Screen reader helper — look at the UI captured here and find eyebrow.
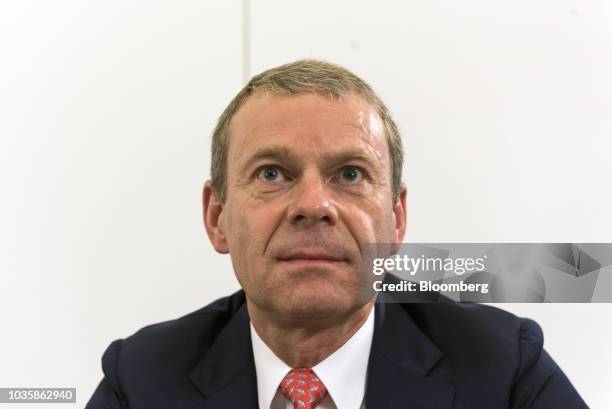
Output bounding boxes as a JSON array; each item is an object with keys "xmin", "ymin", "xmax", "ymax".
[
  {"xmin": 241, "ymin": 145, "xmax": 381, "ymax": 173},
  {"xmin": 246, "ymin": 146, "xmax": 300, "ymax": 165},
  {"xmin": 319, "ymin": 149, "xmax": 378, "ymax": 168}
]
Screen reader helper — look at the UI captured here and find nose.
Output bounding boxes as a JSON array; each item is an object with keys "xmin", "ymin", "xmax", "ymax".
[{"xmin": 286, "ymin": 171, "xmax": 339, "ymax": 227}]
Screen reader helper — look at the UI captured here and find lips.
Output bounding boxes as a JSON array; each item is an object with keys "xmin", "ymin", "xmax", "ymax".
[{"xmin": 277, "ymin": 251, "xmax": 346, "ymax": 263}]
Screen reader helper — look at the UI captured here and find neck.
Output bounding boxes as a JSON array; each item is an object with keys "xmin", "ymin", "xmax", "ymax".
[{"xmin": 247, "ymin": 298, "xmax": 374, "ymax": 368}]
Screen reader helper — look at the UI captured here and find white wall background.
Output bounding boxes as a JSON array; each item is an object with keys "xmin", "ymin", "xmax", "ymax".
[{"xmin": 1, "ymin": 1, "xmax": 611, "ymax": 407}]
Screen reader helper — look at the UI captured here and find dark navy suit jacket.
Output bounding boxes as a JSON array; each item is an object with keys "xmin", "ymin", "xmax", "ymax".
[{"xmin": 86, "ymin": 285, "xmax": 587, "ymax": 409}]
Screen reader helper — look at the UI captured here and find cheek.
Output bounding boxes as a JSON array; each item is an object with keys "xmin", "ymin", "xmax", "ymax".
[
  {"xmin": 343, "ymin": 196, "xmax": 396, "ymax": 244},
  {"xmin": 224, "ymin": 198, "xmax": 280, "ymax": 259}
]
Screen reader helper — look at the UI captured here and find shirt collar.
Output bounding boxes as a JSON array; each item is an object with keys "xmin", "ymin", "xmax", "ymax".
[{"xmin": 250, "ymin": 305, "xmax": 375, "ymax": 409}]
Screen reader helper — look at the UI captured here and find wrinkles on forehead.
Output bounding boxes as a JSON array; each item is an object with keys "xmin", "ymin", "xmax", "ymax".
[{"xmin": 226, "ymin": 92, "xmax": 391, "ymax": 186}]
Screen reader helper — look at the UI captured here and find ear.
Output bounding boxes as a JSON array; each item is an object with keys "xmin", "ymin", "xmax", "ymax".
[
  {"xmin": 203, "ymin": 181, "xmax": 229, "ymax": 254},
  {"xmin": 393, "ymin": 183, "xmax": 408, "ymax": 243}
]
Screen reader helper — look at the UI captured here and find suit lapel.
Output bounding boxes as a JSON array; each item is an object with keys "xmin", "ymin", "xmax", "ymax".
[
  {"xmin": 188, "ymin": 302, "xmax": 259, "ymax": 409},
  {"xmin": 186, "ymin": 286, "xmax": 455, "ymax": 409},
  {"xmin": 366, "ymin": 297, "xmax": 455, "ymax": 409}
]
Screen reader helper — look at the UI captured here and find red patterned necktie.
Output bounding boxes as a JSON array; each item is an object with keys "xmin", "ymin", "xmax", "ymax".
[{"xmin": 279, "ymin": 368, "xmax": 329, "ymax": 409}]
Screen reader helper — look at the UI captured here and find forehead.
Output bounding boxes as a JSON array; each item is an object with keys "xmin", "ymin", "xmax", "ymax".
[{"xmin": 227, "ymin": 92, "xmax": 389, "ymax": 167}]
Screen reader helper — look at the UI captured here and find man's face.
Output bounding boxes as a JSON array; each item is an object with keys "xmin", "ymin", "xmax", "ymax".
[{"xmin": 205, "ymin": 92, "xmax": 406, "ymax": 320}]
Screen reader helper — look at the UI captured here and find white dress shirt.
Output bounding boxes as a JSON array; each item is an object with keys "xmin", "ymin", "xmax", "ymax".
[{"xmin": 250, "ymin": 306, "xmax": 374, "ymax": 409}]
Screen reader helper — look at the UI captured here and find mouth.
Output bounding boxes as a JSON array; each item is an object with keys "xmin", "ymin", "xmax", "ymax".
[{"xmin": 277, "ymin": 252, "xmax": 347, "ymax": 265}]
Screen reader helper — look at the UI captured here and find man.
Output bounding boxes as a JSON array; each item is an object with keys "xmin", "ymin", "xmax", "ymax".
[{"xmin": 86, "ymin": 60, "xmax": 586, "ymax": 408}]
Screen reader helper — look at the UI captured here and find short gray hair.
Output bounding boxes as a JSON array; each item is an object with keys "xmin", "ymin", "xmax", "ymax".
[{"xmin": 210, "ymin": 59, "xmax": 403, "ymax": 203}]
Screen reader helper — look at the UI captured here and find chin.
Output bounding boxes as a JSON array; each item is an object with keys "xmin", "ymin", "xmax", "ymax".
[
  {"xmin": 281, "ymin": 286, "xmax": 363, "ymax": 318},
  {"xmin": 283, "ymin": 300, "xmax": 350, "ymax": 321}
]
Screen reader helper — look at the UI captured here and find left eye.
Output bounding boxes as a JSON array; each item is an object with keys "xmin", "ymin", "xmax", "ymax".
[{"xmin": 339, "ymin": 167, "xmax": 363, "ymax": 183}]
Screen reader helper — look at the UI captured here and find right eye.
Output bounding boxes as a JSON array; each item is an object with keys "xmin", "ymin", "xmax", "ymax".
[{"xmin": 257, "ymin": 166, "xmax": 286, "ymax": 183}]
